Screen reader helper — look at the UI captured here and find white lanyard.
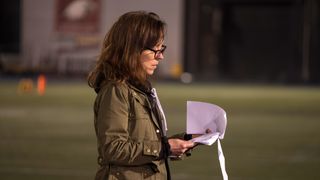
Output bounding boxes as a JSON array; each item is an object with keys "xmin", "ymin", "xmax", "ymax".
[
  {"xmin": 218, "ymin": 139, "xmax": 228, "ymax": 180},
  {"xmin": 151, "ymin": 88, "xmax": 168, "ymax": 136}
]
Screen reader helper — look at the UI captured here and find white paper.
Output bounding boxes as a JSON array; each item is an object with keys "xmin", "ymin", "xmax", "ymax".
[
  {"xmin": 186, "ymin": 101, "xmax": 228, "ymax": 180},
  {"xmin": 190, "ymin": 132, "xmax": 220, "ymax": 146},
  {"xmin": 187, "ymin": 101, "xmax": 227, "ymax": 139}
]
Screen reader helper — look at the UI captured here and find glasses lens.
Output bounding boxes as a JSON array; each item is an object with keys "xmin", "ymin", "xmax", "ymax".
[
  {"xmin": 157, "ymin": 45, "xmax": 166, "ymax": 57},
  {"xmin": 161, "ymin": 45, "xmax": 166, "ymax": 53}
]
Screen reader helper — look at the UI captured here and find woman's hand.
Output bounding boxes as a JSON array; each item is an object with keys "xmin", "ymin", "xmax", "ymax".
[{"xmin": 168, "ymin": 139, "xmax": 195, "ymax": 156}]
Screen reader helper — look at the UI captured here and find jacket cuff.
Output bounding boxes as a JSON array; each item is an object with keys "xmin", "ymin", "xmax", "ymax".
[
  {"xmin": 184, "ymin": 134, "xmax": 193, "ymax": 140},
  {"xmin": 169, "ymin": 133, "xmax": 192, "ymax": 140},
  {"xmin": 161, "ymin": 136, "xmax": 171, "ymax": 158},
  {"xmin": 143, "ymin": 141, "xmax": 161, "ymax": 157}
]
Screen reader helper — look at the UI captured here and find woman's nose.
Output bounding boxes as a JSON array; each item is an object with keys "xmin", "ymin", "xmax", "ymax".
[{"xmin": 156, "ymin": 53, "xmax": 164, "ymax": 60}]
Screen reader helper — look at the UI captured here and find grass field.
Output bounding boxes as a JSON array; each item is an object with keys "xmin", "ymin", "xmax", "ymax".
[{"xmin": 0, "ymin": 80, "xmax": 320, "ymax": 180}]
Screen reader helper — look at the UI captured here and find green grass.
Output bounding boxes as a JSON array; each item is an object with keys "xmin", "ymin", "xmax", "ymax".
[{"xmin": 1, "ymin": 80, "xmax": 320, "ymax": 180}]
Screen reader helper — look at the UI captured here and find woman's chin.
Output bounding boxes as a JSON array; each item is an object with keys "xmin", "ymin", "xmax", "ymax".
[{"xmin": 146, "ymin": 70, "xmax": 155, "ymax": 75}]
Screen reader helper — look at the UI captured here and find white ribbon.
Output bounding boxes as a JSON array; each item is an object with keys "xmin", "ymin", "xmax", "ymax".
[
  {"xmin": 218, "ymin": 139, "xmax": 228, "ymax": 180},
  {"xmin": 151, "ymin": 88, "xmax": 168, "ymax": 135}
]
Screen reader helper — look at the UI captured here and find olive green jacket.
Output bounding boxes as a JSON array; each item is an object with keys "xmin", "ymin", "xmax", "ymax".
[{"xmin": 93, "ymin": 81, "xmax": 170, "ymax": 180}]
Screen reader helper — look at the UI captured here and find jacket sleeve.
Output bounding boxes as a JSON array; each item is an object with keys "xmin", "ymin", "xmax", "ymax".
[
  {"xmin": 169, "ymin": 132, "xmax": 193, "ymax": 141},
  {"xmin": 95, "ymin": 84, "xmax": 162, "ymax": 166}
]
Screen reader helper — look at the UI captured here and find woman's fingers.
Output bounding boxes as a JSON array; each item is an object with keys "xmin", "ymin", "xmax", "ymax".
[
  {"xmin": 168, "ymin": 139, "xmax": 195, "ymax": 155},
  {"xmin": 206, "ymin": 128, "xmax": 212, "ymax": 133}
]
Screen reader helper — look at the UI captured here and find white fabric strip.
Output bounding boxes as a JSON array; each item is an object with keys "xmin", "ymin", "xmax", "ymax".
[
  {"xmin": 218, "ymin": 139, "xmax": 228, "ymax": 180},
  {"xmin": 151, "ymin": 88, "xmax": 168, "ymax": 135}
]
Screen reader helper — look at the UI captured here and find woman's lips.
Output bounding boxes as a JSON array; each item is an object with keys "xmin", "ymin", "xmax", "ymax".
[{"xmin": 152, "ymin": 64, "xmax": 158, "ymax": 69}]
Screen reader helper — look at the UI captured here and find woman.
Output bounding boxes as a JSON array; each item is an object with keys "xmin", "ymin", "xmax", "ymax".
[{"xmin": 88, "ymin": 11, "xmax": 195, "ymax": 180}]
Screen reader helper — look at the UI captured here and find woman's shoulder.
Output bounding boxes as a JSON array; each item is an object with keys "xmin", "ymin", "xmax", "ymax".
[
  {"xmin": 98, "ymin": 80, "xmax": 129, "ymax": 98},
  {"xmin": 94, "ymin": 81, "xmax": 130, "ymax": 110},
  {"xmin": 102, "ymin": 80, "xmax": 127, "ymax": 89}
]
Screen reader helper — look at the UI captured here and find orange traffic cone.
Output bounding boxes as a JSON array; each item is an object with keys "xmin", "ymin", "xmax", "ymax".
[{"xmin": 37, "ymin": 74, "xmax": 46, "ymax": 96}]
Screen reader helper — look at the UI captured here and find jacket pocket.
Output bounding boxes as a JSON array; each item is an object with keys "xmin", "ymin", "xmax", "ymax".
[
  {"xmin": 128, "ymin": 91, "xmax": 159, "ymax": 141},
  {"xmin": 128, "ymin": 99, "xmax": 151, "ymax": 139}
]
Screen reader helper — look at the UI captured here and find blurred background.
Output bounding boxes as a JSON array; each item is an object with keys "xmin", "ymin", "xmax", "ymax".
[{"xmin": 0, "ymin": 0, "xmax": 320, "ymax": 180}]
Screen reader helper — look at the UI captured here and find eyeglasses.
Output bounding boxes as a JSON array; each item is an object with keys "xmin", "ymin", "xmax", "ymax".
[{"xmin": 145, "ymin": 45, "xmax": 167, "ymax": 58}]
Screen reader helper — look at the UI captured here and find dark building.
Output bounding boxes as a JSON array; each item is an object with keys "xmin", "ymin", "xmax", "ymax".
[
  {"xmin": 184, "ymin": 0, "xmax": 320, "ymax": 83},
  {"xmin": 0, "ymin": 0, "xmax": 21, "ymax": 54}
]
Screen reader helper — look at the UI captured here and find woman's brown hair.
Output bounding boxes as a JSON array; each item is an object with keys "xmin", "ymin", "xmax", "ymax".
[{"xmin": 87, "ymin": 11, "xmax": 166, "ymax": 91}]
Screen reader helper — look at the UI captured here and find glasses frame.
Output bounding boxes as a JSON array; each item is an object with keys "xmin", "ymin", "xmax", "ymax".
[{"xmin": 145, "ymin": 45, "xmax": 167, "ymax": 58}]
